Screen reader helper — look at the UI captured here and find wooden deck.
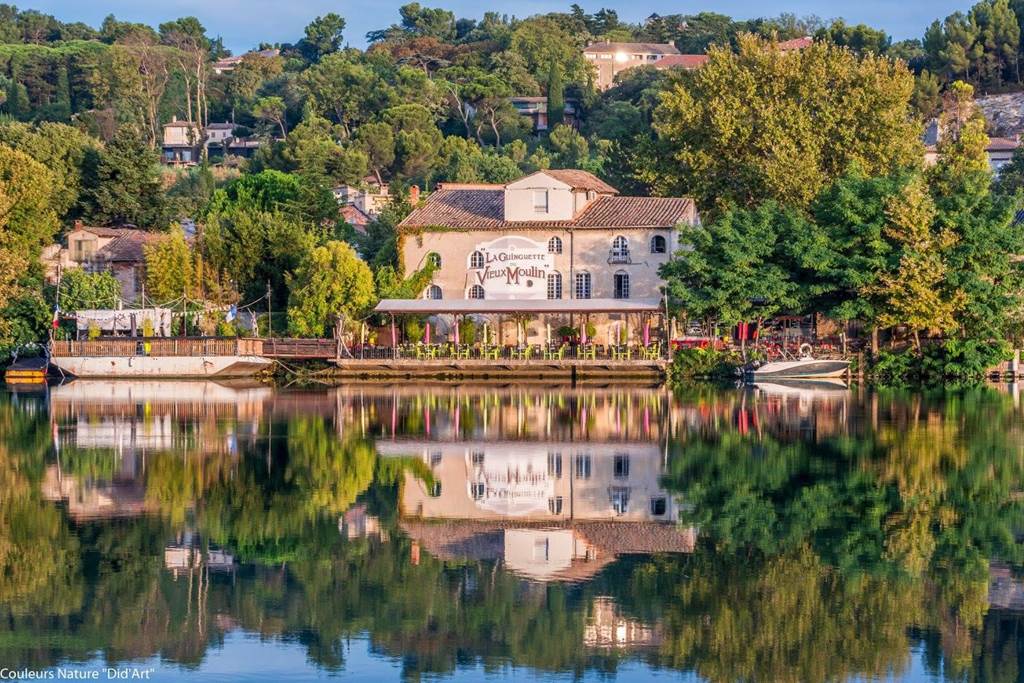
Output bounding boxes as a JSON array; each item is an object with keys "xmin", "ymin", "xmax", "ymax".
[{"xmin": 331, "ymin": 357, "xmax": 668, "ymax": 380}]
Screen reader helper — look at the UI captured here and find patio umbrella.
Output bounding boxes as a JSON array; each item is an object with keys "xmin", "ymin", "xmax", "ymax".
[
  {"xmin": 516, "ymin": 321, "xmax": 522, "ymax": 347},
  {"xmin": 546, "ymin": 322, "xmax": 551, "ymax": 346},
  {"xmin": 425, "ymin": 321, "xmax": 431, "ymax": 344},
  {"xmin": 453, "ymin": 316, "xmax": 460, "ymax": 344},
  {"xmin": 391, "ymin": 318, "xmax": 397, "ymax": 346},
  {"xmin": 671, "ymin": 318, "xmax": 678, "ymax": 340},
  {"xmin": 607, "ymin": 324, "xmax": 613, "ymax": 348},
  {"xmin": 643, "ymin": 320, "xmax": 650, "ymax": 347},
  {"xmin": 580, "ymin": 320, "xmax": 588, "ymax": 345},
  {"xmin": 360, "ymin": 322, "xmax": 366, "ymax": 347}
]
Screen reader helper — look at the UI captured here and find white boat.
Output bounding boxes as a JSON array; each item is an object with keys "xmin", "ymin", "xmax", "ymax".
[
  {"xmin": 745, "ymin": 345, "xmax": 850, "ymax": 380},
  {"xmin": 49, "ymin": 338, "xmax": 273, "ymax": 379}
]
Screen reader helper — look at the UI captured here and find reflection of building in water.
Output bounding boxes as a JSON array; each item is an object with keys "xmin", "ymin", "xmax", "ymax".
[
  {"xmin": 336, "ymin": 385, "xmax": 673, "ymax": 445},
  {"xmin": 40, "ymin": 464, "xmax": 149, "ymax": 520},
  {"xmin": 340, "ymin": 504, "xmax": 389, "ymax": 542},
  {"xmin": 379, "ymin": 440, "xmax": 677, "ymax": 523},
  {"xmin": 400, "ymin": 519, "xmax": 695, "ymax": 583},
  {"xmin": 989, "ymin": 562, "xmax": 1024, "ymax": 611},
  {"xmin": 583, "ymin": 597, "xmax": 660, "ymax": 649},
  {"xmin": 164, "ymin": 532, "xmax": 235, "ymax": 578}
]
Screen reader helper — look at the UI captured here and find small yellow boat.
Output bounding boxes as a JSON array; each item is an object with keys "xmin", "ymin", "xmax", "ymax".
[{"xmin": 4, "ymin": 357, "xmax": 48, "ymax": 384}]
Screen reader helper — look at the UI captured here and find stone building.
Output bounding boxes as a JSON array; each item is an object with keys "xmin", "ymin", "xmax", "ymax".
[
  {"xmin": 397, "ymin": 169, "xmax": 697, "ymax": 344},
  {"xmin": 42, "ymin": 221, "xmax": 168, "ymax": 303},
  {"xmin": 582, "ymin": 41, "xmax": 681, "ymax": 90}
]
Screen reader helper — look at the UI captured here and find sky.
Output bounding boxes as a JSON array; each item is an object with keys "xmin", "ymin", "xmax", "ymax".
[{"xmin": 27, "ymin": 0, "xmax": 972, "ymax": 54}]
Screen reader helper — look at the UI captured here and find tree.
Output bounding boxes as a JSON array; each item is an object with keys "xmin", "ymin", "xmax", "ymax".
[
  {"xmin": 253, "ymin": 96, "xmax": 288, "ymax": 139},
  {"xmin": 660, "ymin": 202, "xmax": 804, "ymax": 329},
  {"xmin": 652, "ymin": 35, "xmax": 922, "ymax": 213},
  {"xmin": 82, "ymin": 128, "xmax": 168, "ymax": 227},
  {"xmin": 546, "ymin": 61, "xmax": 564, "ymax": 128},
  {"xmin": 144, "ymin": 225, "xmax": 195, "ymax": 302},
  {"xmin": 0, "ymin": 121, "xmax": 100, "ymax": 220},
  {"xmin": 911, "ymin": 70, "xmax": 942, "ymax": 120},
  {"xmin": 0, "ymin": 145, "xmax": 58, "ymax": 347},
  {"xmin": 55, "ymin": 269, "xmax": 121, "ymax": 310},
  {"xmin": 301, "ymin": 13, "xmax": 346, "ymax": 62},
  {"xmin": 816, "ymin": 19, "xmax": 891, "ymax": 55},
  {"xmin": 355, "ymin": 122, "xmax": 396, "ymax": 185},
  {"xmin": 286, "ymin": 241, "xmax": 376, "ymax": 337},
  {"xmin": 866, "ymin": 176, "xmax": 964, "ymax": 349}
]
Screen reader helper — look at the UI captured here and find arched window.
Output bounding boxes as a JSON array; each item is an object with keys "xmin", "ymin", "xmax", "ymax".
[
  {"xmin": 547, "ymin": 272, "xmax": 562, "ymax": 300},
  {"xmin": 574, "ymin": 271, "xmax": 591, "ymax": 299},
  {"xmin": 650, "ymin": 235, "xmax": 667, "ymax": 254},
  {"xmin": 611, "ymin": 236, "xmax": 630, "ymax": 261},
  {"xmin": 614, "ymin": 271, "xmax": 630, "ymax": 299},
  {"xmin": 548, "ymin": 236, "xmax": 563, "ymax": 254},
  {"xmin": 468, "ymin": 284, "xmax": 485, "ymax": 299},
  {"xmin": 470, "ymin": 250, "xmax": 484, "ymax": 268},
  {"xmin": 425, "ymin": 284, "xmax": 442, "ymax": 300},
  {"xmin": 427, "ymin": 252, "xmax": 441, "ymax": 268}
]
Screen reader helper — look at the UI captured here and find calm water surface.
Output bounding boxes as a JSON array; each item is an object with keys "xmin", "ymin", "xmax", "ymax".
[{"xmin": 2, "ymin": 380, "xmax": 1024, "ymax": 682}]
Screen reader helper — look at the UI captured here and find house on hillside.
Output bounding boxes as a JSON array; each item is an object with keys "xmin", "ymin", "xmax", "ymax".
[
  {"xmin": 212, "ymin": 48, "xmax": 280, "ymax": 75},
  {"xmin": 583, "ymin": 41, "xmax": 680, "ymax": 90},
  {"xmin": 923, "ymin": 119, "xmax": 1019, "ymax": 172},
  {"xmin": 509, "ymin": 96, "xmax": 579, "ymax": 132},
  {"xmin": 41, "ymin": 221, "xmax": 175, "ymax": 303}
]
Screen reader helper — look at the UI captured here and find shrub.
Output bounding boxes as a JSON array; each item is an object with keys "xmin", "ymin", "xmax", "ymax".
[{"xmin": 668, "ymin": 346, "xmax": 743, "ymax": 383}]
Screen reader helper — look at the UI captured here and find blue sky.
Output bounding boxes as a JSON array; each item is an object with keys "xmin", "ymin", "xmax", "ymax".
[{"xmin": 27, "ymin": 0, "xmax": 970, "ymax": 54}]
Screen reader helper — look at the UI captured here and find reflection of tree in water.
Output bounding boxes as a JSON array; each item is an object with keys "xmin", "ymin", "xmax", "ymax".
[
  {"xmin": 661, "ymin": 386, "xmax": 1024, "ymax": 680},
  {"xmin": 5, "ymin": 388, "xmax": 1024, "ymax": 680}
]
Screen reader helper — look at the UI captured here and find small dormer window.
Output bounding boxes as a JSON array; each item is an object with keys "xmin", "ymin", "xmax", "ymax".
[
  {"xmin": 587, "ymin": 190, "xmax": 596, "ymax": 201},
  {"xmin": 533, "ymin": 190, "xmax": 549, "ymax": 213}
]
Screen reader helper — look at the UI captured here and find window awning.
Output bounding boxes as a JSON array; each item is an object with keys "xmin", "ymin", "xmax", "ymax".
[{"xmin": 373, "ymin": 298, "xmax": 663, "ymax": 315}]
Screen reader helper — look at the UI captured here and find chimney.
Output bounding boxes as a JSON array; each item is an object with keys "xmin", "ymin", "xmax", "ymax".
[
  {"xmin": 171, "ymin": 115, "xmax": 177, "ymax": 122},
  {"xmin": 409, "ymin": 185, "xmax": 420, "ymax": 205},
  {"xmin": 73, "ymin": 219, "xmax": 83, "ymax": 231}
]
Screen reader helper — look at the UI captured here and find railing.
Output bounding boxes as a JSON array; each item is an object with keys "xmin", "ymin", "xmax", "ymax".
[
  {"xmin": 607, "ymin": 251, "xmax": 631, "ymax": 264},
  {"xmin": 343, "ymin": 343, "xmax": 667, "ymax": 362},
  {"xmin": 51, "ymin": 337, "xmax": 264, "ymax": 357},
  {"xmin": 263, "ymin": 338, "xmax": 338, "ymax": 358}
]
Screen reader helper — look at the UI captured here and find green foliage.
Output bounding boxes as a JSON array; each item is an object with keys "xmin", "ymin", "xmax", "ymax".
[
  {"xmin": 662, "ymin": 202, "xmax": 804, "ymax": 325},
  {"xmin": 871, "ymin": 339, "xmax": 1010, "ymax": 384},
  {"xmin": 144, "ymin": 225, "xmax": 194, "ymax": 302},
  {"xmin": 81, "ymin": 127, "xmax": 168, "ymax": 227},
  {"xmin": 667, "ymin": 346, "xmax": 742, "ymax": 382},
  {"xmin": 55, "ymin": 269, "xmax": 120, "ymax": 310},
  {"xmin": 286, "ymin": 241, "xmax": 376, "ymax": 337},
  {"xmin": 652, "ymin": 35, "xmax": 922, "ymax": 213}
]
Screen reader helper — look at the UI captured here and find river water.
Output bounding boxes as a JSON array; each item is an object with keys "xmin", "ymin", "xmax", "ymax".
[{"xmin": 2, "ymin": 380, "xmax": 1024, "ymax": 682}]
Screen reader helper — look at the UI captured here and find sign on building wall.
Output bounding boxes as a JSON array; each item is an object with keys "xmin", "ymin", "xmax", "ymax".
[{"xmin": 469, "ymin": 236, "xmax": 553, "ymax": 300}]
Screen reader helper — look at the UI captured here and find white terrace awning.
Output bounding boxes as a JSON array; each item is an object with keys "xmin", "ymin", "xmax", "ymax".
[{"xmin": 374, "ymin": 298, "xmax": 663, "ymax": 315}]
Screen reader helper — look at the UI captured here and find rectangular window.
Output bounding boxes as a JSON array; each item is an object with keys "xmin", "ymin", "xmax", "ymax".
[
  {"xmin": 471, "ymin": 451, "xmax": 485, "ymax": 466},
  {"xmin": 547, "ymin": 453, "xmax": 562, "ymax": 478},
  {"xmin": 650, "ymin": 497, "xmax": 667, "ymax": 516},
  {"xmin": 614, "ymin": 273, "xmax": 630, "ymax": 299},
  {"xmin": 548, "ymin": 497, "xmax": 563, "ymax": 515},
  {"xmin": 534, "ymin": 538, "xmax": 549, "ymax": 561},
  {"xmin": 611, "ymin": 488, "xmax": 630, "ymax": 515},
  {"xmin": 613, "ymin": 455, "xmax": 630, "ymax": 478},
  {"xmin": 533, "ymin": 190, "xmax": 549, "ymax": 213},
  {"xmin": 471, "ymin": 482, "xmax": 485, "ymax": 500},
  {"xmin": 575, "ymin": 272, "xmax": 591, "ymax": 300},
  {"xmin": 575, "ymin": 455, "xmax": 591, "ymax": 479}
]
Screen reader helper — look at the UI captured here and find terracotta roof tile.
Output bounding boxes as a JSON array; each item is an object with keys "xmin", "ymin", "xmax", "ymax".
[
  {"xmin": 777, "ymin": 36, "xmax": 813, "ymax": 51},
  {"xmin": 94, "ymin": 230, "xmax": 166, "ymax": 262},
  {"xmin": 583, "ymin": 42, "xmax": 680, "ymax": 56},
  {"xmin": 542, "ymin": 169, "xmax": 619, "ymax": 194},
  {"xmin": 654, "ymin": 54, "xmax": 710, "ymax": 69},
  {"xmin": 400, "ymin": 188, "xmax": 694, "ymax": 230}
]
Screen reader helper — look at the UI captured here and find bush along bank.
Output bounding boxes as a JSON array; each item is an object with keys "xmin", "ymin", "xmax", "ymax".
[
  {"xmin": 665, "ymin": 339, "xmax": 1010, "ymax": 389},
  {"xmin": 667, "ymin": 347, "xmax": 745, "ymax": 384},
  {"xmin": 867, "ymin": 339, "xmax": 1011, "ymax": 386}
]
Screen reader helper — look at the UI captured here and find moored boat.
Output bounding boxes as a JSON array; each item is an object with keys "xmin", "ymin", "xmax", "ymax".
[
  {"xmin": 49, "ymin": 337, "xmax": 273, "ymax": 379},
  {"xmin": 744, "ymin": 344, "xmax": 850, "ymax": 380}
]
